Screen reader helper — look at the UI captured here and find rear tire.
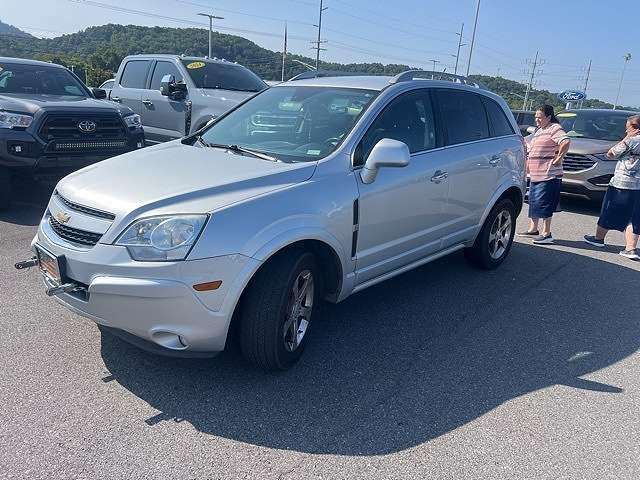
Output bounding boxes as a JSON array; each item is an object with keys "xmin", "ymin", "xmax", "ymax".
[
  {"xmin": 465, "ymin": 198, "xmax": 516, "ymax": 270},
  {"xmin": 240, "ymin": 249, "xmax": 321, "ymax": 370},
  {"xmin": 0, "ymin": 167, "xmax": 12, "ymax": 211}
]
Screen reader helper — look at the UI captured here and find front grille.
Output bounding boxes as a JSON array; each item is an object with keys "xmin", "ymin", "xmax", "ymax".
[
  {"xmin": 563, "ymin": 154, "xmax": 597, "ymax": 172},
  {"xmin": 38, "ymin": 113, "xmax": 127, "ymax": 153},
  {"xmin": 54, "ymin": 191, "xmax": 115, "ymax": 220},
  {"xmin": 48, "ymin": 216, "xmax": 103, "ymax": 246}
]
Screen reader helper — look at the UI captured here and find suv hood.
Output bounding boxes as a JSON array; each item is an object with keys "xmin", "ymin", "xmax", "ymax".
[
  {"xmin": 0, "ymin": 93, "xmax": 132, "ymax": 115},
  {"xmin": 199, "ymin": 88, "xmax": 257, "ymax": 103},
  {"xmin": 567, "ymin": 137, "xmax": 617, "ymax": 155},
  {"xmin": 56, "ymin": 140, "xmax": 316, "ymax": 221}
]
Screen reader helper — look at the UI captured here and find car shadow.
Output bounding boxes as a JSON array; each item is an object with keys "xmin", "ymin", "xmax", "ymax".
[
  {"xmin": 98, "ymin": 243, "xmax": 639, "ymax": 456},
  {"xmin": 0, "ymin": 179, "xmax": 53, "ymax": 227},
  {"xmin": 557, "ymin": 196, "xmax": 601, "ymax": 217}
]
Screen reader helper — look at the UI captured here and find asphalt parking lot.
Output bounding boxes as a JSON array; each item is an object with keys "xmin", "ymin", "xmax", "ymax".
[{"xmin": 1, "ymin": 182, "xmax": 639, "ymax": 480}]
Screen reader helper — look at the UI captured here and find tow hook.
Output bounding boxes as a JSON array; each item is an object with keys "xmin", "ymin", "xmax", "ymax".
[
  {"xmin": 15, "ymin": 257, "xmax": 38, "ymax": 270},
  {"xmin": 45, "ymin": 283, "xmax": 82, "ymax": 297}
]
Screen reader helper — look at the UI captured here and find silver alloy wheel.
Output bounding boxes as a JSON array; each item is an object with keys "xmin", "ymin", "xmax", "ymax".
[
  {"xmin": 488, "ymin": 209, "xmax": 512, "ymax": 260},
  {"xmin": 283, "ymin": 269, "xmax": 314, "ymax": 353}
]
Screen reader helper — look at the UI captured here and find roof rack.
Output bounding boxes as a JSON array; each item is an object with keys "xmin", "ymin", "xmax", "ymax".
[{"xmin": 389, "ymin": 70, "xmax": 489, "ymax": 90}]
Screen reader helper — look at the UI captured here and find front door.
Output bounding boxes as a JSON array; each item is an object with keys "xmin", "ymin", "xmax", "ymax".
[
  {"xmin": 354, "ymin": 89, "xmax": 451, "ymax": 286},
  {"xmin": 141, "ymin": 61, "xmax": 188, "ymax": 144}
]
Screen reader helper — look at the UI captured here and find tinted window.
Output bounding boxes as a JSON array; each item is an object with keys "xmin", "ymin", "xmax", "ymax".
[
  {"xmin": 483, "ymin": 98, "xmax": 515, "ymax": 137},
  {"xmin": 437, "ymin": 89, "xmax": 489, "ymax": 145},
  {"xmin": 181, "ymin": 60, "xmax": 266, "ymax": 92},
  {"xmin": 356, "ymin": 90, "xmax": 436, "ymax": 166},
  {"xmin": 521, "ymin": 112, "xmax": 535, "ymax": 125},
  {"xmin": 120, "ymin": 61, "xmax": 150, "ymax": 89},
  {"xmin": 150, "ymin": 61, "xmax": 183, "ymax": 90},
  {"xmin": 0, "ymin": 63, "xmax": 88, "ymax": 96}
]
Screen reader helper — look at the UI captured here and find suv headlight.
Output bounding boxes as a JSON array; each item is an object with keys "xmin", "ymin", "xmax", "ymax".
[
  {"xmin": 115, "ymin": 215, "xmax": 208, "ymax": 261},
  {"xmin": 123, "ymin": 113, "xmax": 142, "ymax": 128},
  {"xmin": 0, "ymin": 111, "xmax": 33, "ymax": 129}
]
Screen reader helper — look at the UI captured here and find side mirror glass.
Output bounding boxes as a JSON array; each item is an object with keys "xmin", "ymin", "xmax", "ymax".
[
  {"xmin": 92, "ymin": 88, "xmax": 107, "ymax": 99},
  {"xmin": 159, "ymin": 74, "xmax": 176, "ymax": 96},
  {"xmin": 360, "ymin": 138, "xmax": 410, "ymax": 184}
]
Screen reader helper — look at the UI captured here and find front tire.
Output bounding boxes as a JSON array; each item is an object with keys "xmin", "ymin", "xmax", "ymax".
[
  {"xmin": 465, "ymin": 198, "xmax": 516, "ymax": 270},
  {"xmin": 240, "ymin": 249, "xmax": 321, "ymax": 370}
]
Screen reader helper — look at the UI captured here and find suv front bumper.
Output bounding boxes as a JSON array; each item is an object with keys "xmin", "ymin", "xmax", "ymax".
[
  {"xmin": 33, "ymin": 215, "xmax": 261, "ymax": 355},
  {"xmin": 561, "ymin": 159, "xmax": 616, "ymax": 201}
]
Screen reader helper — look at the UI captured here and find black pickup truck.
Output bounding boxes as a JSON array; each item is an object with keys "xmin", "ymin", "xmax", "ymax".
[{"xmin": 0, "ymin": 57, "xmax": 145, "ymax": 209}]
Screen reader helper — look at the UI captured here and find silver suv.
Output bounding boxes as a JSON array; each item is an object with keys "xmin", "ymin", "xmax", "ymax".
[
  {"xmin": 556, "ymin": 109, "xmax": 639, "ymax": 201},
  {"xmin": 109, "ymin": 55, "xmax": 267, "ymax": 144},
  {"xmin": 21, "ymin": 71, "xmax": 526, "ymax": 370}
]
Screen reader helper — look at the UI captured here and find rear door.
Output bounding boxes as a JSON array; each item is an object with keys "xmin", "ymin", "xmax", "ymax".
[
  {"xmin": 140, "ymin": 60, "xmax": 188, "ymax": 144},
  {"xmin": 111, "ymin": 59, "xmax": 151, "ymax": 117},
  {"xmin": 433, "ymin": 89, "xmax": 499, "ymax": 247}
]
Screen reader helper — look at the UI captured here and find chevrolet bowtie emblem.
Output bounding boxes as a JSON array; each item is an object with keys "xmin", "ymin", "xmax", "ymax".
[{"xmin": 55, "ymin": 211, "xmax": 71, "ymax": 224}]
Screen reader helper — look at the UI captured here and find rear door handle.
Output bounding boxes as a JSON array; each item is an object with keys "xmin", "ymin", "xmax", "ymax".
[
  {"xmin": 142, "ymin": 99, "xmax": 153, "ymax": 106},
  {"xmin": 430, "ymin": 170, "xmax": 448, "ymax": 183},
  {"xmin": 489, "ymin": 154, "xmax": 501, "ymax": 166},
  {"xmin": 111, "ymin": 96, "xmax": 121, "ymax": 103}
]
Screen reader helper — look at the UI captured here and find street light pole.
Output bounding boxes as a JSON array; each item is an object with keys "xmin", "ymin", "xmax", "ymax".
[
  {"xmin": 466, "ymin": 0, "xmax": 480, "ymax": 77},
  {"xmin": 614, "ymin": 53, "xmax": 632, "ymax": 110},
  {"xmin": 198, "ymin": 12, "xmax": 224, "ymax": 58}
]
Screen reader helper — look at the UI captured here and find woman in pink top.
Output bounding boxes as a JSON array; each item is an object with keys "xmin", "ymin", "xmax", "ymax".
[{"xmin": 517, "ymin": 105, "xmax": 570, "ymax": 244}]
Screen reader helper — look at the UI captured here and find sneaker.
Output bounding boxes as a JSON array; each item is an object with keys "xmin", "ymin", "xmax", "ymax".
[
  {"xmin": 516, "ymin": 230, "xmax": 539, "ymax": 237},
  {"xmin": 584, "ymin": 235, "xmax": 605, "ymax": 248},
  {"xmin": 533, "ymin": 234, "xmax": 554, "ymax": 245},
  {"xmin": 619, "ymin": 249, "xmax": 640, "ymax": 260}
]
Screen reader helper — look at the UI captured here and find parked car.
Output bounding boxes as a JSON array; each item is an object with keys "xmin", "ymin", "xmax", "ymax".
[
  {"xmin": 556, "ymin": 109, "xmax": 639, "ymax": 201},
  {"xmin": 98, "ymin": 78, "xmax": 115, "ymax": 98},
  {"xmin": 109, "ymin": 55, "xmax": 268, "ymax": 144},
  {"xmin": 512, "ymin": 109, "xmax": 535, "ymax": 136},
  {"xmin": 19, "ymin": 70, "xmax": 525, "ymax": 370},
  {"xmin": 0, "ymin": 57, "xmax": 145, "ymax": 210}
]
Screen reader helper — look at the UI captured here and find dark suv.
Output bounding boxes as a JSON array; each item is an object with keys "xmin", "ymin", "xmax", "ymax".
[{"xmin": 0, "ymin": 57, "xmax": 145, "ymax": 209}]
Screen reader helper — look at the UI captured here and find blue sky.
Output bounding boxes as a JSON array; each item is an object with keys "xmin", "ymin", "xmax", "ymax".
[{"xmin": 4, "ymin": 0, "xmax": 639, "ymax": 106}]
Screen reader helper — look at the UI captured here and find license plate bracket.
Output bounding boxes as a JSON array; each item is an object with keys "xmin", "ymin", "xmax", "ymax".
[{"xmin": 35, "ymin": 245, "xmax": 66, "ymax": 285}]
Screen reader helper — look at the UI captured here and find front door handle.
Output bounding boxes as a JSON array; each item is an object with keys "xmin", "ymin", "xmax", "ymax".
[
  {"xmin": 142, "ymin": 99, "xmax": 153, "ymax": 107},
  {"xmin": 430, "ymin": 170, "xmax": 448, "ymax": 183},
  {"xmin": 111, "ymin": 96, "xmax": 121, "ymax": 102},
  {"xmin": 489, "ymin": 154, "xmax": 501, "ymax": 166}
]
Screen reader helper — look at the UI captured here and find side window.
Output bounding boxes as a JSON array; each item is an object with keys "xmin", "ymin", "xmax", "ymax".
[
  {"xmin": 483, "ymin": 98, "xmax": 515, "ymax": 137},
  {"xmin": 436, "ymin": 89, "xmax": 489, "ymax": 145},
  {"xmin": 149, "ymin": 61, "xmax": 183, "ymax": 90},
  {"xmin": 119, "ymin": 61, "xmax": 150, "ymax": 89},
  {"xmin": 355, "ymin": 90, "xmax": 436, "ymax": 167}
]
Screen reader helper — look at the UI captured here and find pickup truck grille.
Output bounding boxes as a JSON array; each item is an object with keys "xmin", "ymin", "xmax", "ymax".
[
  {"xmin": 563, "ymin": 154, "xmax": 597, "ymax": 172},
  {"xmin": 38, "ymin": 113, "xmax": 127, "ymax": 153},
  {"xmin": 49, "ymin": 216, "xmax": 103, "ymax": 246}
]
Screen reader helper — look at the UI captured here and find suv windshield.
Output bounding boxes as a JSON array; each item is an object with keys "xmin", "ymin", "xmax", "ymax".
[
  {"xmin": 558, "ymin": 110, "xmax": 634, "ymax": 141},
  {"xmin": 181, "ymin": 60, "xmax": 266, "ymax": 92},
  {"xmin": 200, "ymin": 86, "xmax": 377, "ymax": 162},
  {"xmin": 0, "ymin": 62, "xmax": 88, "ymax": 97}
]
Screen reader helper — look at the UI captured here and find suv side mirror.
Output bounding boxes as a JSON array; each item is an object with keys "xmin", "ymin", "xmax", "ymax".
[
  {"xmin": 360, "ymin": 138, "xmax": 410, "ymax": 184},
  {"xmin": 92, "ymin": 88, "xmax": 107, "ymax": 99},
  {"xmin": 160, "ymin": 74, "xmax": 187, "ymax": 100}
]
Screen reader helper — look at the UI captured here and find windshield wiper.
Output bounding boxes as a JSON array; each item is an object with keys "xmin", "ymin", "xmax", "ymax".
[{"xmin": 206, "ymin": 143, "xmax": 278, "ymax": 162}]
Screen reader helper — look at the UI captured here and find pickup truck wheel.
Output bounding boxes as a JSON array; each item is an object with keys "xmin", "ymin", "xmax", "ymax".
[
  {"xmin": 0, "ymin": 167, "xmax": 11, "ymax": 211},
  {"xmin": 465, "ymin": 198, "xmax": 515, "ymax": 270},
  {"xmin": 240, "ymin": 250, "xmax": 320, "ymax": 370}
]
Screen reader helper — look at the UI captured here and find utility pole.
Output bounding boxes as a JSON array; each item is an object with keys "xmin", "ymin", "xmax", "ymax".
[
  {"xmin": 281, "ymin": 22, "xmax": 287, "ymax": 82},
  {"xmin": 312, "ymin": 0, "xmax": 328, "ymax": 71},
  {"xmin": 466, "ymin": 0, "xmax": 480, "ymax": 76},
  {"xmin": 198, "ymin": 12, "xmax": 224, "ymax": 58},
  {"xmin": 454, "ymin": 23, "xmax": 465, "ymax": 76},
  {"xmin": 579, "ymin": 59, "xmax": 591, "ymax": 108},
  {"xmin": 523, "ymin": 51, "xmax": 543, "ymax": 111},
  {"xmin": 614, "ymin": 53, "xmax": 632, "ymax": 110},
  {"xmin": 430, "ymin": 59, "xmax": 441, "ymax": 78}
]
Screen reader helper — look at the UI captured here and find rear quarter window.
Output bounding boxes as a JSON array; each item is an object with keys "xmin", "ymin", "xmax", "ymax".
[{"xmin": 483, "ymin": 98, "xmax": 515, "ymax": 137}]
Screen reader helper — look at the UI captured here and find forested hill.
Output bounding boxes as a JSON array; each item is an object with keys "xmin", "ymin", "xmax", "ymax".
[
  {"xmin": 0, "ymin": 20, "xmax": 32, "ymax": 38},
  {"xmin": 0, "ymin": 23, "xmax": 633, "ymax": 110}
]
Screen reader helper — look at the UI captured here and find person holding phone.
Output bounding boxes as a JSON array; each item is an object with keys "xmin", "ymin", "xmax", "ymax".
[
  {"xmin": 584, "ymin": 115, "xmax": 640, "ymax": 259},
  {"xmin": 517, "ymin": 104, "xmax": 571, "ymax": 244}
]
